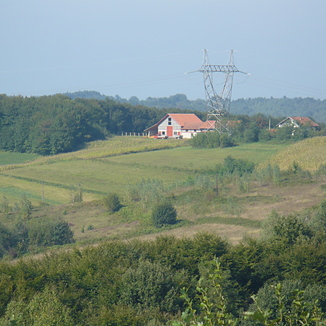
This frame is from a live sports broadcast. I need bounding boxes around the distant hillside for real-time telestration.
[232,97,326,123]
[63,91,326,123]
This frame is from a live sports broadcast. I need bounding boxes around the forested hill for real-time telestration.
[64,91,326,123]
[0,92,325,156]
[0,94,204,155]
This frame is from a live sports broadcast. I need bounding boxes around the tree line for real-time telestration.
[0,93,325,155]
[64,91,326,123]
[0,94,202,155]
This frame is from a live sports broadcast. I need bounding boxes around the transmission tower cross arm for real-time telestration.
[199,64,242,74]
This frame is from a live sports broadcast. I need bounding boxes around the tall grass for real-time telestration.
[259,136,326,171]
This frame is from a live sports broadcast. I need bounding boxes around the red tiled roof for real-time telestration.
[168,114,203,129]
[199,120,216,129]
[144,113,204,131]
[291,117,319,127]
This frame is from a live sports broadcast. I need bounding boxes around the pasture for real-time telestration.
[0,137,286,205]
[0,151,39,166]
[1,136,326,247]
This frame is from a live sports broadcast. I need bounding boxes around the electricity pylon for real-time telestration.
[198,49,246,133]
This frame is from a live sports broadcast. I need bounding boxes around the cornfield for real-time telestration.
[259,136,326,171]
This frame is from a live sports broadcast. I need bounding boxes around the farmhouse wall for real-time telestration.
[158,117,181,137]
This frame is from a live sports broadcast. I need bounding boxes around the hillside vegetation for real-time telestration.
[0,136,325,248]
[260,136,326,171]
[1,136,326,324]
[1,93,325,158]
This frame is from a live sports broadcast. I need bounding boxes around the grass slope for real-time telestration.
[0,151,39,165]
[260,136,326,171]
[0,138,286,205]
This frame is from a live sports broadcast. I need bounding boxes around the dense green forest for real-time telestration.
[1,93,325,155]
[64,91,326,123]
[0,94,203,155]
[1,199,326,325]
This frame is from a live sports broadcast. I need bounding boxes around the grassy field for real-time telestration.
[0,138,286,205]
[104,141,284,171]
[259,136,326,171]
[0,151,40,166]
[2,136,326,249]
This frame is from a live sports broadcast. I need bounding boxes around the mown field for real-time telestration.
[1,136,326,246]
[0,137,285,205]
[0,151,40,166]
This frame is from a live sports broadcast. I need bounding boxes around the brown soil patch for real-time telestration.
[240,182,326,221]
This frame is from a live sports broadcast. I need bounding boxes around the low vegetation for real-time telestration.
[190,131,236,148]
[1,199,326,324]
[152,201,177,227]
[259,136,326,171]
[103,193,121,213]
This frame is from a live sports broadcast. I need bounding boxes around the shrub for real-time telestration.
[152,201,177,227]
[261,211,313,245]
[20,195,33,220]
[27,218,74,247]
[244,282,326,325]
[216,156,255,176]
[103,193,121,213]
[119,259,182,312]
[0,222,16,257]
[190,131,236,148]
[220,133,236,148]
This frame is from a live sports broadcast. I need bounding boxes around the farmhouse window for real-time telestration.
[168,117,172,125]
[162,131,165,135]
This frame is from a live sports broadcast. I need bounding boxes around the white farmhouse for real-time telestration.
[276,117,319,130]
[145,113,215,139]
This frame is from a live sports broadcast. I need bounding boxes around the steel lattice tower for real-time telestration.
[198,49,245,133]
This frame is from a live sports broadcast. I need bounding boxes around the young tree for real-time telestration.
[152,201,177,227]
[103,193,121,213]
[20,195,33,220]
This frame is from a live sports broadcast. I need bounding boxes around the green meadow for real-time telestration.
[105,141,284,171]
[0,137,287,206]
[0,151,40,165]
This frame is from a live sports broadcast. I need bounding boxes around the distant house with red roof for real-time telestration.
[144,113,216,139]
[276,117,319,130]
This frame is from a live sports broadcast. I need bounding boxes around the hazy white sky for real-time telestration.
[1,0,325,100]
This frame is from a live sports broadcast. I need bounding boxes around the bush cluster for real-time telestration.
[103,193,121,213]
[0,218,74,258]
[190,131,236,148]
[152,201,177,227]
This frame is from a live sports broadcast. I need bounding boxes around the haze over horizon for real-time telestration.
[1,0,325,101]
